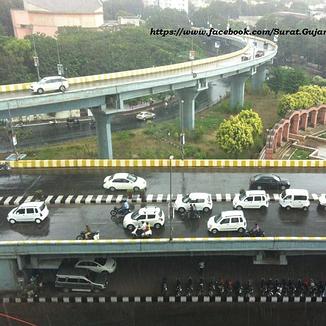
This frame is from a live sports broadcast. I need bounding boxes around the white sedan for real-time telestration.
[74,257,117,274]
[319,194,326,209]
[136,111,156,121]
[103,173,147,192]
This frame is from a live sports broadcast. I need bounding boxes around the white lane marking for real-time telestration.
[45,195,53,204]
[4,196,13,205]
[95,195,103,204]
[55,195,64,204]
[85,195,93,204]
[106,195,113,203]
[273,194,279,201]
[157,194,163,202]
[116,195,123,203]
[225,193,231,202]
[216,194,222,202]
[146,194,153,202]
[311,193,318,201]
[24,196,34,203]
[65,195,74,204]
[14,196,23,205]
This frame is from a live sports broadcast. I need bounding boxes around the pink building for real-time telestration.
[11,0,104,39]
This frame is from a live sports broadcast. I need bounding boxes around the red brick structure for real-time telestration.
[265,105,326,159]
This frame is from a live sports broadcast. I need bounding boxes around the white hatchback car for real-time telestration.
[174,193,212,213]
[7,202,49,224]
[74,257,117,274]
[123,206,165,230]
[30,76,69,94]
[207,210,247,234]
[136,111,156,121]
[232,190,269,210]
[279,189,310,210]
[103,173,147,192]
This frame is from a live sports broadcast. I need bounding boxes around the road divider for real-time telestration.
[0,193,322,206]
[2,159,326,169]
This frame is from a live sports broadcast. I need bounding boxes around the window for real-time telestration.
[197,199,204,203]
[284,195,291,200]
[220,218,230,224]
[231,218,239,223]
[78,279,89,284]
[26,208,34,214]
[245,197,253,202]
[254,196,262,201]
[294,195,307,201]
[40,203,45,211]
[147,214,155,219]
[17,209,25,214]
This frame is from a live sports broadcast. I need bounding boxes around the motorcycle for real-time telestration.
[176,279,182,297]
[161,277,168,297]
[0,162,11,172]
[246,228,265,237]
[208,279,216,297]
[131,226,152,238]
[186,277,194,297]
[110,206,131,222]
[76,231,100,240]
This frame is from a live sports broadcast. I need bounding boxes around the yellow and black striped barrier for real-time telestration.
[1,159,326,169]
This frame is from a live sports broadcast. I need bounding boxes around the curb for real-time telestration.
[2,159,326,169]
[0,193,322,206]
[1,295,325,304]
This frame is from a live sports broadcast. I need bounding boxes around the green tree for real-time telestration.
[216,116,254,156]
[238,109,263,136]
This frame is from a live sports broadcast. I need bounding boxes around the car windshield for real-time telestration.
[214,215,221,223]
[273,175,281,181]
[239,193,246,200]
[280,191,286,198]
[127,174,137,182]
[182,195,190,203]
[86,271,97,282]
[131,211,140,220]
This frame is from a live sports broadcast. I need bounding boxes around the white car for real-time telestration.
[103,173,146,192]
[74,257,117,274]
[7,202,49,224]
[279,189,310,210]
[30,76,69,94]
[232,190,269,210]
[207,210,247,234]
[123,206,165,230]
[318,194,326,209]
[174,193,212,213]
[136,111,156,121]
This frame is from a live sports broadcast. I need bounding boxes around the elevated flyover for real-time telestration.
[0,35,277,158]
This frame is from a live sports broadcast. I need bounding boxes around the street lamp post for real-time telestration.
[169,155,174,241]
[180,100,185,160]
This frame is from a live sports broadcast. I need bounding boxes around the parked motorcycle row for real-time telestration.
[161,277,326,298]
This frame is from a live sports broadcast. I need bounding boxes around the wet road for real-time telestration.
[1,169,325,197]
[0,201,325,240]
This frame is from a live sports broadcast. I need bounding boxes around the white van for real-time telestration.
[207,210,247,234]
[7,202,49,224]
[174,193,212,213]
[233,190,269,210]
[279,189,310,210]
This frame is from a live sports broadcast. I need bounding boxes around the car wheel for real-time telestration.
[59,85,66,92]
[35,218,41,224]
[178,207,186,214]
[127,224,135,231]
[9,219,16,225]
[285,206,291,210]
[261,205,268,210]
[109,187,116,192]
[238,228,245,233]
[257,185,262,190]
[211,229,218,235]
[110,209,117,216]
[154,223,161,229]
[133,186,140,192]
[303,206,309,211]
[236,206,242,210]
[37,88,44,94]
[203,207,210,213]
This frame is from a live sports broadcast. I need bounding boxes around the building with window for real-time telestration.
[11,0,104,39]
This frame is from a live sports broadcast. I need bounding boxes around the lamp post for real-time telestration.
[169,155,174,241]
[180,100,185,160]
[32,33,40,81]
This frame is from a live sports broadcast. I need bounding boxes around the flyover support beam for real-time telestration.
[229,74,248,110]
[252,65,266,92]
[0,258,19,290]
[91,106,113,159]
[177,87,199,130]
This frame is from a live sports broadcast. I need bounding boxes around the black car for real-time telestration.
[249,174,290,190]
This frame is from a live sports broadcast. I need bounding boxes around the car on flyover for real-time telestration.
[249,174,290,191]
[103,173,146,192]
[74,257,117,274]
[30,76,69,94]
[123,206,165,231]
[136,111,156,121]
[174,192,213,213]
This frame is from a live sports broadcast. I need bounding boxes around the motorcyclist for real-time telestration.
[118,199,130,215]
[84,224,92,239]
[250,223,262,236]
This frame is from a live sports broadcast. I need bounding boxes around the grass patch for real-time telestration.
[290,149,312,160]
[22,90,281,160]
[319,133,326,139]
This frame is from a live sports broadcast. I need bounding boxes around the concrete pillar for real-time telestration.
[290,114,299,134]
[229,74,248,109]
[91,107,113,159]
[0,258,19,290]
[318,107,326,125]
[208,81,220,104]
[310,110,318,127]
[299,113,308,130]
[177,87,199,130]
[117,95,124,110]
[251,65,266,92]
